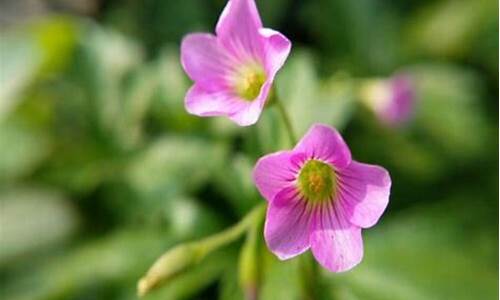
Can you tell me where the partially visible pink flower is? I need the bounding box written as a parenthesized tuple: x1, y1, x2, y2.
(180, 0, 291, 126)
(360, 74, 415, 126)
(253, 124, 391, 272)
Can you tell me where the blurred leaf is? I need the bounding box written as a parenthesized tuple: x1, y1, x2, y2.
(411, 64, 491, 160)
(156, 49, 188, 108)
(33, 16, 79, 74)
(0, 187, 79, 266)
(256, 0, 292, 26)
(82, 23, 142, 79)
(214, 154, 260, 216)
(254, 51, 355, 153)
(0, 120, 51, 181)
(300, 0, 399, 73)
(260, 250, 302, 300)
(407, 0, 498, 60)
(74, 24, 143, 140)
(330, 195, 498, 300)
(37, 140, 120, 194)
(0, 16, 78, 121)
(116, 62, 159, 148)
(219, 265, 245, 300)
(160, 196, 223, 239)
(0, 32, 42, 119)
(277, 50, 355, 138)
(2, 230, 171, 300)
(347, 118, 447, 183)
(318, 74, 356, 130)
(254, 107, 290, 154)
(151, 48, 203, 132)
(126, 136, 227, 195)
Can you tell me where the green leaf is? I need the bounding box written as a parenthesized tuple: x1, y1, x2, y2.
(116, 63, 159, 149)
(126, 136, 227, 195)
(0, 120, 51, 181)
(329, 195, 498, 300)
(213, 154, 260, 215)
(219, 265, 245, 300)
(0, 32, 41, 120)
(406, 0, 498, 59)
(276, 50, 355, 138)
(74, 25, 143, 139)
(411, 64, 491, 160)
(0, 16, 78, 121)
(260, 251, 302, 300)
(1, 230, 171, 300)
(0, 187, 79, 266)
(150, 48, 202, 132)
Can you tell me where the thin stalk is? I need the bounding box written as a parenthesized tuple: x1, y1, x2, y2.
(272, 90, 323, 299)
(197, 203, 266, 257)
(274, 93, 297, 145)
(298, 253, 318, 300)
(138, 203, 266, 297)
(239, 209, 264, 300)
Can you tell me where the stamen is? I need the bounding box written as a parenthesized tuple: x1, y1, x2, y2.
(234, 63, 266, 101)
(297, 159, 336, 203)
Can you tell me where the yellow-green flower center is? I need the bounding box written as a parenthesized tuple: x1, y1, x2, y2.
(297, 160, 336, 203)
(234, 64, 266, 101)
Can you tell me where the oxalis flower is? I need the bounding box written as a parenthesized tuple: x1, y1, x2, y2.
(360, 73, 415, 126)
(180, 0, 291, 126)
(253, 124, 391, 272)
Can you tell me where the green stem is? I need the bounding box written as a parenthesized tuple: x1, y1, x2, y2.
(197, 203, 266, 257)
(239, 209, 264, 300)
(138, 204, 266, 297)
(299, 253, 318, 300)
(271, 90, 323, 299)
(274, 93, 297, 145)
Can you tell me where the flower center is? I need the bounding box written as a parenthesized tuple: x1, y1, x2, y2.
(297, 159, 336, 203)
(234, 64, 266, 101)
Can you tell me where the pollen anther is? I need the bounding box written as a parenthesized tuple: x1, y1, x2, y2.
(297, 159, 336, 203)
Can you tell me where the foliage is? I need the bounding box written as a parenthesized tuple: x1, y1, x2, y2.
(0, 0, 497, 299)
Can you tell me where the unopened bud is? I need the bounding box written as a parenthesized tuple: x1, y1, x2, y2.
(359, 74, 415, 126)
(137, 242, 200, 297)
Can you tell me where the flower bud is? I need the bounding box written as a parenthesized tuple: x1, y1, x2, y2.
(359, 73, 415, 126)
(137, 242, 200, 297)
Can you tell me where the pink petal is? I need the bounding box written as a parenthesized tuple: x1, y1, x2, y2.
(258, 28, 292, 79)
(228, 80, 270, 126)
(226, 30, 290, 125)
(253, 150, 298, 202)
(294, 124, 352, 169)
(185, 84, 246, 116)
(337, 161, 391, 228)
(216, 0, 264, 61)
(310, 202, 363, 272)
(185, 84, 268, 126)
(264, 187, 312, 260)
(180, 33, 235, 89)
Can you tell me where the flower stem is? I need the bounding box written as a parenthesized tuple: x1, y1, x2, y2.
(138, 204, 266, 297)
(197, 203, 266, 257)
(298, 253, 319, 300)
(273, 92, 297, 145)
(239, 209, 264, 300)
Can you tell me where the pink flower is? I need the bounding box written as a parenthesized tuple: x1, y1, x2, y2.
(180, 0, 291, 126)
(253, 124, 391, 272)
(360, 74, 415, 126)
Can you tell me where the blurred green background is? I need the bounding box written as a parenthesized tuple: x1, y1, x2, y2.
(0, 0, 498, 299)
